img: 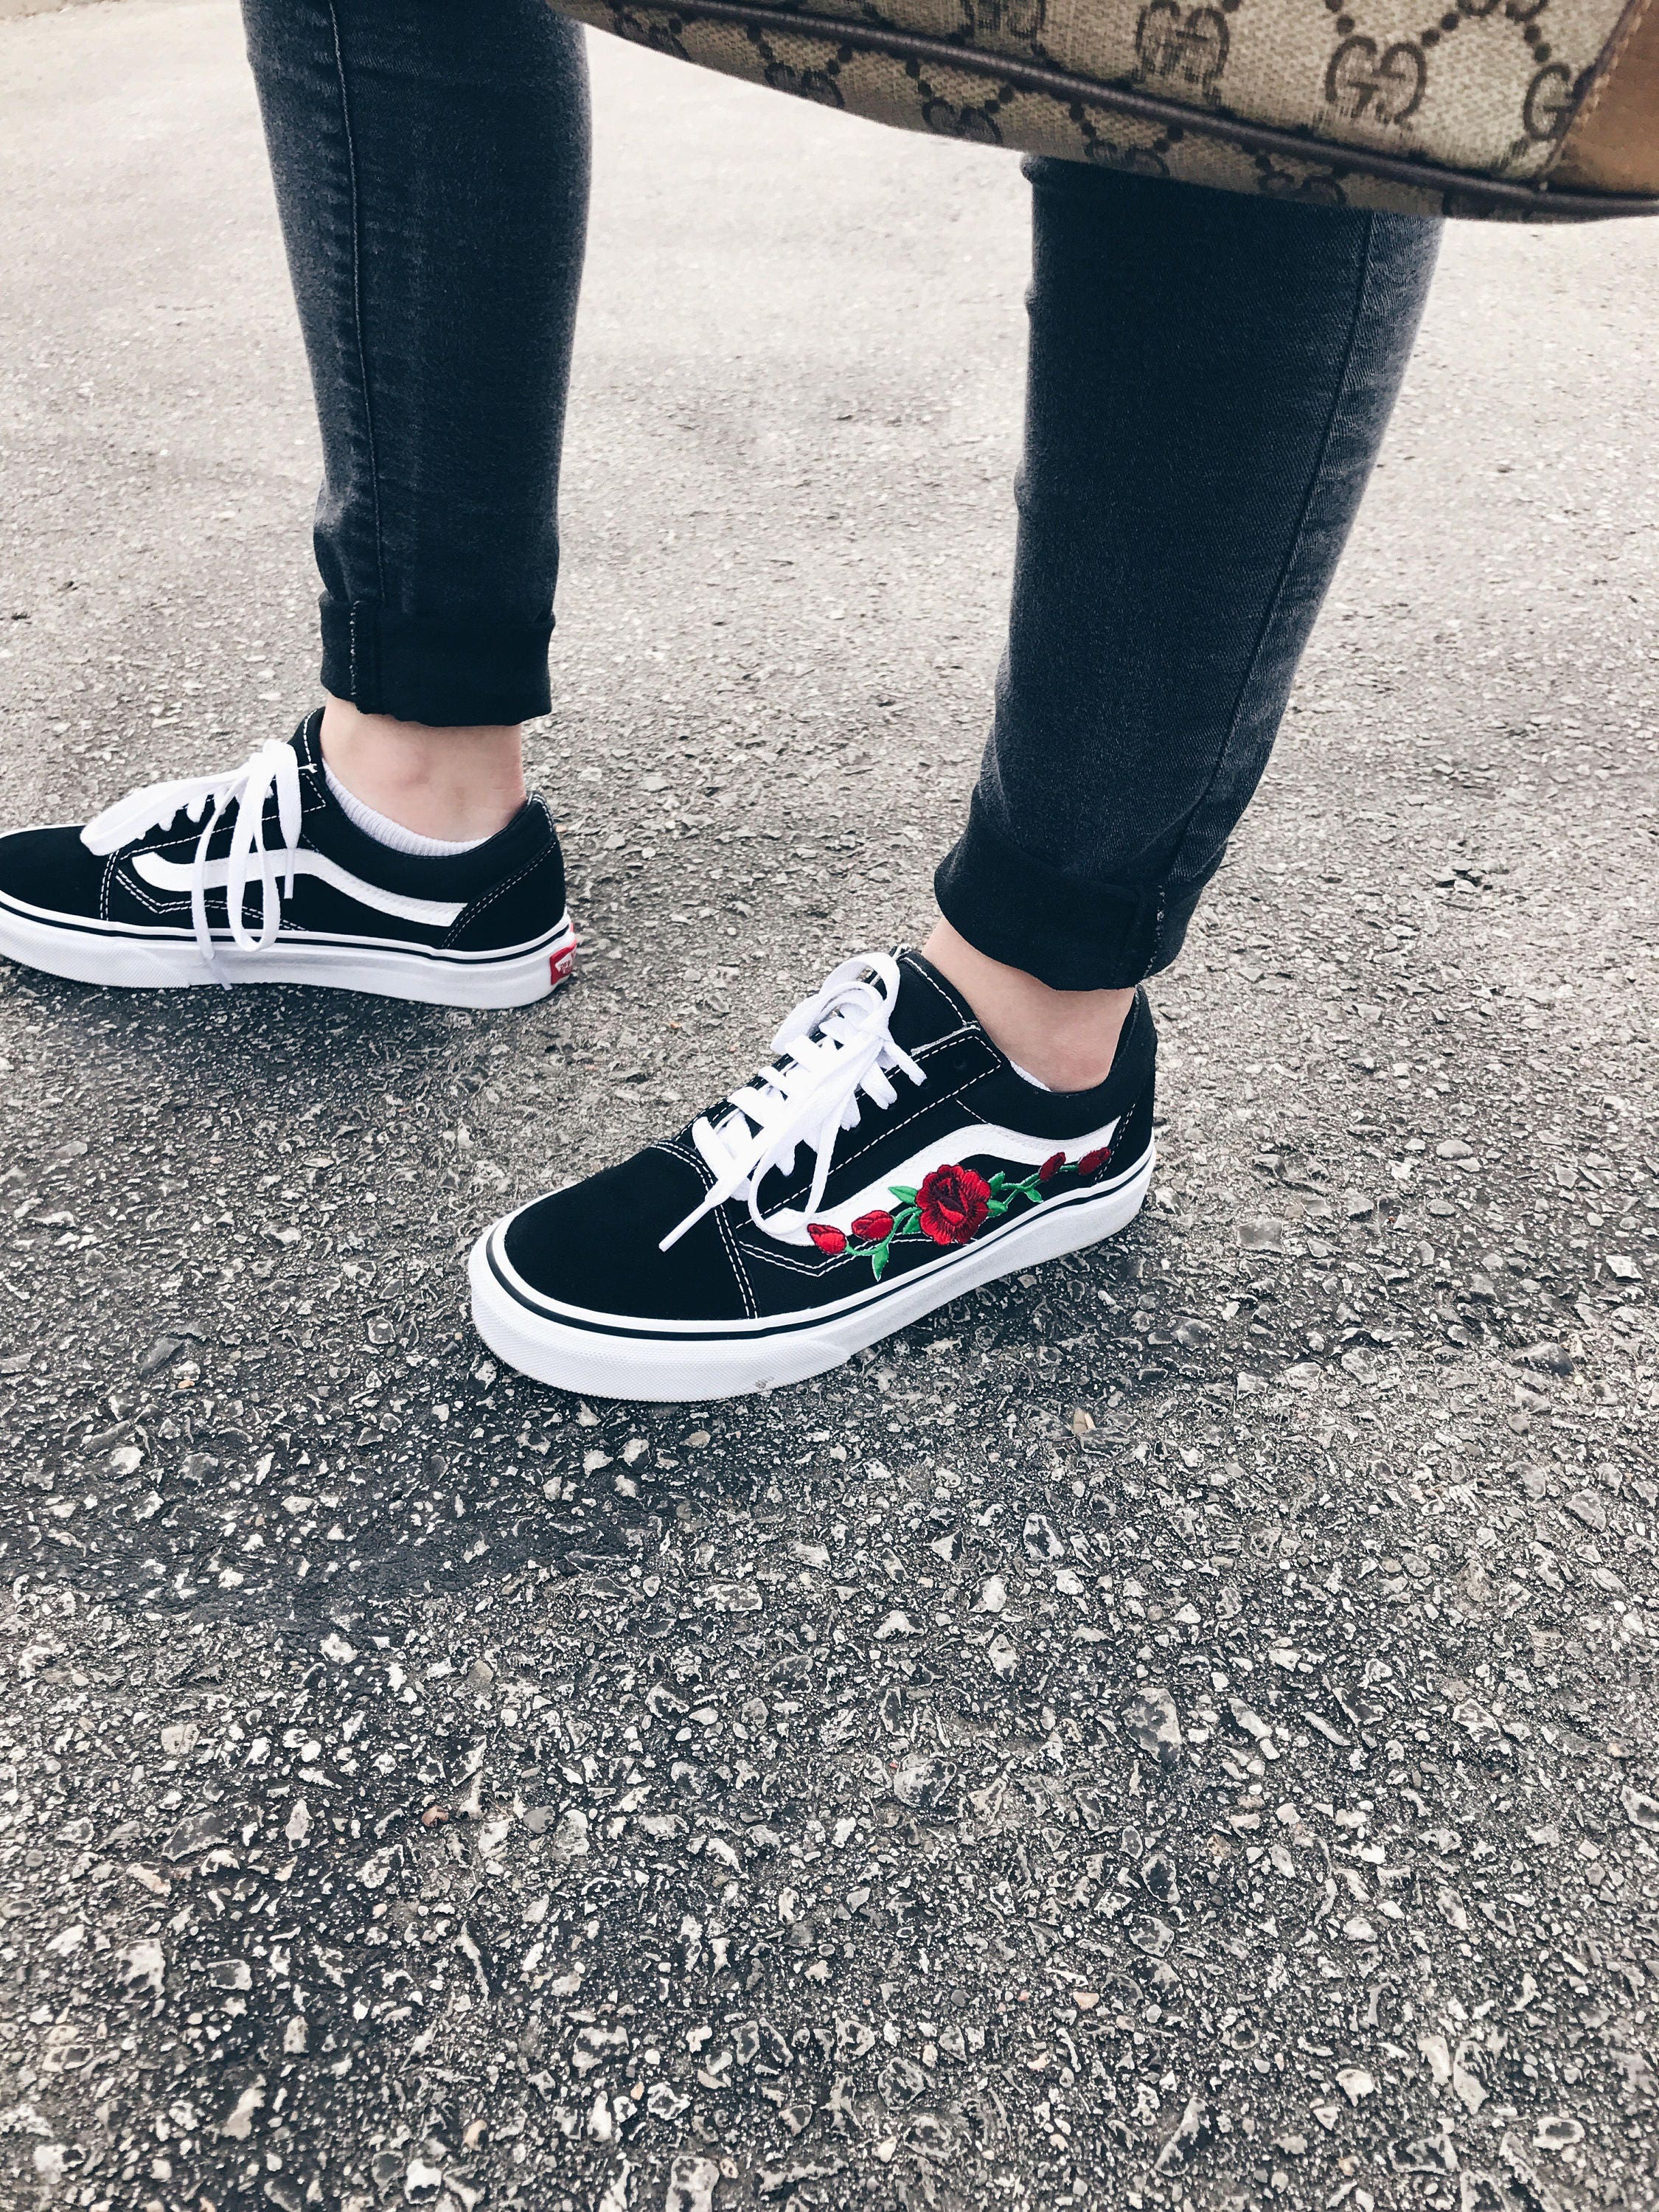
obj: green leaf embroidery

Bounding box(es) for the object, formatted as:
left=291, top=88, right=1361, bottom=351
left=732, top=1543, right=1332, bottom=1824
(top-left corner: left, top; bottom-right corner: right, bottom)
left=844, top=1147, right=1116, bottom=1279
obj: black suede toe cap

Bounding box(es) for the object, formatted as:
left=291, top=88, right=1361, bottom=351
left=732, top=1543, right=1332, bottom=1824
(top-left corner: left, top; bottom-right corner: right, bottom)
left=503, top=1142, right=749, bottom=1323
left=0, top=825, right=107, bottom=918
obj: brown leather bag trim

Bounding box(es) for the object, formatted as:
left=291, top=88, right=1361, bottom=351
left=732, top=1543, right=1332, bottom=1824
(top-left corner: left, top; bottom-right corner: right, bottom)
left=641, top=0, right=1659, bottom=215
left=1554, top=0, right=1659, bottom=191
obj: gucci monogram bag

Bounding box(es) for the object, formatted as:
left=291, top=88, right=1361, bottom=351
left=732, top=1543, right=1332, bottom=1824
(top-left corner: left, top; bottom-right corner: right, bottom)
left=546, top=0, right=1659, bottom=217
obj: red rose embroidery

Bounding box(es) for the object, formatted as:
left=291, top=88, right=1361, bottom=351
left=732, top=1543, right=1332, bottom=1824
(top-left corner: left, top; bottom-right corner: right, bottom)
left=916, top=1164, right=992, bottom=1246
left=1077, top=1147, right=1111, bottom=1175
left=808, top=1222, right=847, bottom=1256
left=851, top=1208, right=895, bottom=1244
left=1038, top=1152, right=1066, bottom=1183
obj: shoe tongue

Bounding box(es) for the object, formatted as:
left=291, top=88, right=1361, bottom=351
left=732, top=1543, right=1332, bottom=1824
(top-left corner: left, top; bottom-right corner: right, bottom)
left=707, top=955, right=925, bottom=1139
left=886, top=948, right=981, bottom=1057
left=706, top=951, right=977, bottom=1156
left=290, top=709, right=324, bottom=774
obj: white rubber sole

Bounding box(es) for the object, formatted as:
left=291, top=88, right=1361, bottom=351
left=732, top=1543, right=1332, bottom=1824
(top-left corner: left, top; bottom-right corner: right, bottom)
left=0, top=894, right=577, bottom=1009
left=469, top=1145, right=1154, bottom=1402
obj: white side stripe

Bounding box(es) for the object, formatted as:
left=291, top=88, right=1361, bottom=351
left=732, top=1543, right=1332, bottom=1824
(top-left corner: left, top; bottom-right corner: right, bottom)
left=792, top=1115, right=1123, bottom=1238
left=131, top=849, right=466, bottom=928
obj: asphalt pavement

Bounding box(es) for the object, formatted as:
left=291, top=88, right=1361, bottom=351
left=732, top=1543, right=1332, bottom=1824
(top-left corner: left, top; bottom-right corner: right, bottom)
left=1, top=4, right=1658, bottom=2208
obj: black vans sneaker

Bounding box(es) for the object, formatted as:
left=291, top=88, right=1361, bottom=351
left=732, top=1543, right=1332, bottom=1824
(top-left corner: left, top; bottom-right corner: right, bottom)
left=470, top=948, right=1155, bottom=1400
left=0, top=712, right=575, bottom=1007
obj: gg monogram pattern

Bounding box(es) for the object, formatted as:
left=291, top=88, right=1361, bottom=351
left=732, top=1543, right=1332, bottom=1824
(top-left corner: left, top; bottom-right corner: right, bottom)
left=546, top=0, right=1659, bottom=216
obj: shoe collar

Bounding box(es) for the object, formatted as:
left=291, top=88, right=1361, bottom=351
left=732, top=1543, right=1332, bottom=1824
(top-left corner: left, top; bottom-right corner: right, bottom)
left=177, top=709, right=557, bottom=899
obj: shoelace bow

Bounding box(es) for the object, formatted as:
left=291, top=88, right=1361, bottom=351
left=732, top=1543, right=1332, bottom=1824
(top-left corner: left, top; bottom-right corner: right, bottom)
left=81, top=738, right=305, bottom=975
left=661, top=951, right=925, bottom=1253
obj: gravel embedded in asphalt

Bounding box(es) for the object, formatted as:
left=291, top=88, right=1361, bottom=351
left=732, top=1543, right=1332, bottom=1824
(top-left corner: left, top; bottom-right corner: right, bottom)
left=1, top=5, right=1657, bottom=2210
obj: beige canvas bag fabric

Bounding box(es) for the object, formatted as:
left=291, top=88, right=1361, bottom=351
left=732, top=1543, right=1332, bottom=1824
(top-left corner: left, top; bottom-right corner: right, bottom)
left=546, top=0, right=1659, bottom=216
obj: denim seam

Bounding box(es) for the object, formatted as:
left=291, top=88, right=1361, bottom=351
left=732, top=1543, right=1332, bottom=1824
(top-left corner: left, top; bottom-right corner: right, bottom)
left=325, top=3, right=388, bottom=644
left=1157, top=212, right=1380, bottom=948
left=949, top=799, right=1159, bottom=951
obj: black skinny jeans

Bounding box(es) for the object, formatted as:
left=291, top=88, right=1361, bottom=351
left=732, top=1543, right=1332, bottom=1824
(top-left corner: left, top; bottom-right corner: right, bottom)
left=241, top=0, right=1441, bottom=990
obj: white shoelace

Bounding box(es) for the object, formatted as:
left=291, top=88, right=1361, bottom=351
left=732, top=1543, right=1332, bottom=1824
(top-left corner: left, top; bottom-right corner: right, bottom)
left=81, top=738, right=305, bottom=973
left=661, top=951, right=926, bottom=1253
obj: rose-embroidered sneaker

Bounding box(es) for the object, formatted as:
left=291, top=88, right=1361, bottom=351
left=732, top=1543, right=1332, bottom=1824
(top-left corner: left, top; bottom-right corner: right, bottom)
left=0, top=712, right=575, bottom=1007
left=470, top=948, right=1155, bottom=1400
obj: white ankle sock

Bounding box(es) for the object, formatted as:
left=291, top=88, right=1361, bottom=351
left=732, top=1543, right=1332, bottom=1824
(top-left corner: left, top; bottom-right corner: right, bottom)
left=324, top=762, right=487, bottom=858
left=1009, top=1057, right=1053, bottom=1093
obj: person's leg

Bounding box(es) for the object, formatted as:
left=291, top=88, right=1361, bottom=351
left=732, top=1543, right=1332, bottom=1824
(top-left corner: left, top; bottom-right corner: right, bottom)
left=470, top=170, right=1444, bottom=1396
left=239, top=0, right=591, bottom=838
left=0, top=1, right=588, bottom=999
left=930, top=167, right=1441, bottom=1085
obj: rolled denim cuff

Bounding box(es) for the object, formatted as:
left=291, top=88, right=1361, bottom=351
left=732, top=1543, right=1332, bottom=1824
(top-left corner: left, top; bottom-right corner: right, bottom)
left=319, top=596, right=553, bottom=726
left=934, top=788, right=1220, bottom=991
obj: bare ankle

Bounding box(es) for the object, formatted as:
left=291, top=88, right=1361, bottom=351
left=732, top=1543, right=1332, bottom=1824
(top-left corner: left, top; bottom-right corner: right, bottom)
left=921, top=917, right=1134, bottom=1093
left=319, top=693, right=526, bottom=844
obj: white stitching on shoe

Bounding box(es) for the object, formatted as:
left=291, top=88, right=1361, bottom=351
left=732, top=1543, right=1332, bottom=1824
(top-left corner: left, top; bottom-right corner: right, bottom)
left=82, top=739, right=306, bottom=967
left=661, top=953, right=931, bottom=1257
left=903, top=960, right=975, bottom=1034
left=118, top=874, right=187, bottom=917
left=439, top=839, right=557, bottom=950
left=655, top=1137, right=713, bottom=1180
left=641, top=1139, right=754, bottom=1318
left=764, top=1047, right=997, bottom=1206
left=712, top=1202, right=758, bottom=1321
